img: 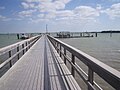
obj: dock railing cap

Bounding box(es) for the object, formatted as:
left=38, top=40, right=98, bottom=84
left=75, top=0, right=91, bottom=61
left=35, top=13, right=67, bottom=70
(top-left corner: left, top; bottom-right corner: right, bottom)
left=0, top=35, right=40, bottom=55
left=48, top=35, right=120, bottom=80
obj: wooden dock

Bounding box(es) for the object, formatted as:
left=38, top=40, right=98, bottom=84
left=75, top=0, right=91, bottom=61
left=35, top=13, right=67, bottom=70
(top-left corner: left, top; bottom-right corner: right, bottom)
left=0, top=35, right=81, bottom=90
left=0, top=35, right=120, bottom=90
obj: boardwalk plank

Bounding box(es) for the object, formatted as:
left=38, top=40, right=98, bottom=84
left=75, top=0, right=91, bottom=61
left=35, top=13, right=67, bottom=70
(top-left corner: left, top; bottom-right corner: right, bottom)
left=0, top=36, right=81, bottom=90
left=47, top=37, right=81, bottom=90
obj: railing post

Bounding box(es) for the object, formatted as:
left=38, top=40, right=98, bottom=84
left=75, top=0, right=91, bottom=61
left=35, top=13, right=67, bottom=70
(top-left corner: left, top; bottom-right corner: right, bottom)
left=22, top=44, right=24, bottom=55
left=9, top=50, right=12, bottom=67
left=53, top=41, right=56, bottom=49
left=30, top=40, right=32, bottom=47
left=26, top=42, right=28, bottom=51
left=17, top=45, right=19, bottom=60
left=71, top=54, right=75, bottom=77
left=53, top=41, right=56, bottom=48
left=64, top=48, right=66, bottom=64
left=28, top=41, right=30, bottom=49
left=60, top=44, right=62, bottom=57
left=88, top=68, right=94, bottom=90
left=57, top=43, right=59, bottom=53
left=55, top=42, right=57, bottom=50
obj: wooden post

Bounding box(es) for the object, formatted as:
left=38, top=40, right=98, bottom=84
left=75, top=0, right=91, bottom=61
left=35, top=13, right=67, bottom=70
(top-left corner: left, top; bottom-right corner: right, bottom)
left=95, top=33, right=97, bottom=37
left=64, top=48, right=66, bottom=64
left=17, top=46, right=19, bottom=60
left=9, top=50, right=12, bottom=67
left=22, top=44, right=24, bottom=55
left=28, top=41, right=30, bottom=49
left=88, top=68, right=94, bottom=90
left=57, top=43, right=59, bottom=53
left=110, top=31, right=112, bottom=37
left=60, top=44, right=62, bottom=57
left=26, top=42, right=28, bottom=51
left=80, top=33, right=82, bottom=37
left=54, top=41, right=56, bottom=48
left=71, top=54, right=75, bottom=77
left=55, top=42, right=57, bottom=50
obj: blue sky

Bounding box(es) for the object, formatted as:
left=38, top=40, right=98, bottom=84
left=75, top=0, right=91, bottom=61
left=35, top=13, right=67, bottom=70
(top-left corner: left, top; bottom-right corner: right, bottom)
left=0, top=0, right=120, bottom=33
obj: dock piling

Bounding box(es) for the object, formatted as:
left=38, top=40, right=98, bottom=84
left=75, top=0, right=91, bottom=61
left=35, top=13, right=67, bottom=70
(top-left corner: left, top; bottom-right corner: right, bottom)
left=95, top=33, right=97, bottom=37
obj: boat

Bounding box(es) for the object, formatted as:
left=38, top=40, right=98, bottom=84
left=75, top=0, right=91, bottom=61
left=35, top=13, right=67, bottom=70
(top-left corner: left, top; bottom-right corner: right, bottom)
left=56, top=31, right=71, bottom=38
left=20, top=34, right=29, bottom=39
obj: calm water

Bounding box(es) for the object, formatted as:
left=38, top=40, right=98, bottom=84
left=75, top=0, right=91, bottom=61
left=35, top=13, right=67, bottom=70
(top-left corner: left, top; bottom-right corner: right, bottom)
left=0, top=33, right=120, bottom=70
left=0, top=33, right=120, bottom=89
left=60, top=33, right=120, bottom=71
left=0, top=34, right=21, bottom=48
left=60, top=33, right=120, bottom=90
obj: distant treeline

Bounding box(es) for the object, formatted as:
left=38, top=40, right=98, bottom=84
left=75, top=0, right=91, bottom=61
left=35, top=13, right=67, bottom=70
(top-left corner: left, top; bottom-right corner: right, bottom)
left=101, top=31, right=120, bottom=33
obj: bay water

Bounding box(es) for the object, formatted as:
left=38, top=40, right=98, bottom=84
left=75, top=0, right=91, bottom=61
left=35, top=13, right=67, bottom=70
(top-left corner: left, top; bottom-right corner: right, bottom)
left=60, top=33, right=120, bottom=90
left=0, top=34, right=21, bottom=48
left=0, top=33, right=120, bottom=89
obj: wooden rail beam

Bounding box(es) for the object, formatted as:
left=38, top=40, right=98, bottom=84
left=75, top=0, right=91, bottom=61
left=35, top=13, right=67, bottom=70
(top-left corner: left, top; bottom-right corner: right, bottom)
left=47, top=35, right=120, bottom=90
left=0, top=35, right=41, bottom=77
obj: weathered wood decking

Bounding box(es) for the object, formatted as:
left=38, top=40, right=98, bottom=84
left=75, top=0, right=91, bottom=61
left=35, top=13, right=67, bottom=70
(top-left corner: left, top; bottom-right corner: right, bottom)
left=0, top=36, right=81, bottom=90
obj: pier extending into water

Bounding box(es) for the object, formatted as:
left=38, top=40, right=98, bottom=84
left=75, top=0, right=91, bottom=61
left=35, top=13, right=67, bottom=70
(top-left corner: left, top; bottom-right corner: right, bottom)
left=0, top=35, right=120, bottom=90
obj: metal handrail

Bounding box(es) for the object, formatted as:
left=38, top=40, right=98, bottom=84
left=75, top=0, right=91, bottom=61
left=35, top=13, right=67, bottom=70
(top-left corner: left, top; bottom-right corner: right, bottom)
left=47, top=35, right=120, bottom=90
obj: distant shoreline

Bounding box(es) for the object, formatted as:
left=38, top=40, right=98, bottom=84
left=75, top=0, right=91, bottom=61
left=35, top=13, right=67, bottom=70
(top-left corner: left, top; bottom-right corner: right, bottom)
left=101, top=31, right=120, bottom=33
left=0, top=31, right=120, bottom=34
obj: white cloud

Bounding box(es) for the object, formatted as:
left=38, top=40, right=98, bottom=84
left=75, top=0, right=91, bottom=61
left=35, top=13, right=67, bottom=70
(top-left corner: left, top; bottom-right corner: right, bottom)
left=45, top=11, right=56, bottom=19
left=0, top=6, right=5, bottom=10
left=29, top=18, right=49, bottom=23
left=20, top=0, right=72, bottom=22
left=56, top=10, right=74, bottom=17
left=105, top=0, right=120, bottom=2
left=103, top=3, right=120, bottom=19
left=24, top=0, right=71, bottom=4
left=22, top=0, right=71, bottom=12
left=0, top=15, right=11, bottom=21
left=0, top=15, right=6, bottom=19
left=37, top=2, right=56, bottom=12
left=96, top=4, right=102, bottom=10
left=36, top=1, right=67, bottom=13
left=55, top=0, right=71, bottom=4
left=25, top=0, right=52, bottom=3
left=18, top=9, right=36, bottom=18
left=74, top=6, right=100, bottom=19
left=21, top=2, right=29, bottom=9
left=54, top=1, right=65, bottom=10
left=20, top=0, right=100, bottom=23
left=37, top=14, right=44, bottom=18
left=21, top=2, right=35, bottom=9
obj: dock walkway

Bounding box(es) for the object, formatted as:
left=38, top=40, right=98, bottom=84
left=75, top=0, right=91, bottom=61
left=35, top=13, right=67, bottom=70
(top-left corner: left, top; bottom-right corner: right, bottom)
left=0, top=36, right=81, bottom=90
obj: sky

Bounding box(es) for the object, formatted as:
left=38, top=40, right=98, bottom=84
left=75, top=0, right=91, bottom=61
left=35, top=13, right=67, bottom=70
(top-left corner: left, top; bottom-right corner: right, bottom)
left=0, top=0, right=120, bottom=33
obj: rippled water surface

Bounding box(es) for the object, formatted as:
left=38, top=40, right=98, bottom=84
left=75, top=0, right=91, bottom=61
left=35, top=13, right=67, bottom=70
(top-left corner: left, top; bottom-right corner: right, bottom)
left=60, top=33, right=120, bottom=71
left=60, top=33, right=120, bottom=90
left=0, top=34, right=21, bottom=48
left=0, top=33, right=120, bottom=89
